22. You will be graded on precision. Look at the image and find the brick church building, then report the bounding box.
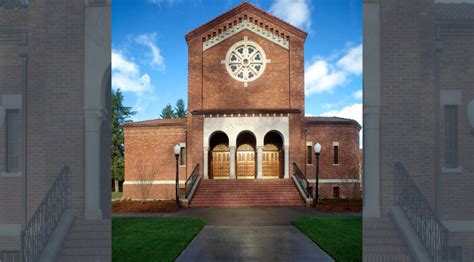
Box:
[123,2,361,206]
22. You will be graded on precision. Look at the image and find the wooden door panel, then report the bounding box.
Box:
[263,151,280,178]
[236,151,255,178]
[212,151,230,178]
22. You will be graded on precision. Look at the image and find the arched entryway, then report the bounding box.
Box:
[209,131,230,179]
[263,131,284,178]
[236,131,257,179]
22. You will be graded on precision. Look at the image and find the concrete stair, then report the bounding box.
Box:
[189,179,305,207]
[56,219,111,262]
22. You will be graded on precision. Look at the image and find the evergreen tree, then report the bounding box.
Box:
[112,89,135,192]
[160,104,176,119]
[174,99,187,118]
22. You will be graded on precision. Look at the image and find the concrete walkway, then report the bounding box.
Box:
[114,208,360,261]
[134,207,356,262]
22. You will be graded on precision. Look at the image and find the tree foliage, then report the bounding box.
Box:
[174,99,187,118]
[112,89,136,182]
[160,99,187,119]
[160,104,176,119]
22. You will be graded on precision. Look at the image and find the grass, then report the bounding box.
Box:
[112,217,206,262]
[293,216,362,262]
[112,192,123,200]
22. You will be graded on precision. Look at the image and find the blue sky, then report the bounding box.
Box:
[112,0,362,128]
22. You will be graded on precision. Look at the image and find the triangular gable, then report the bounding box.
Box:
[185,2,308,45]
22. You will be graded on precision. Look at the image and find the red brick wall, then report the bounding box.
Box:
[123,124,187,199]
[187,10,305,113]
[304,123,361,199]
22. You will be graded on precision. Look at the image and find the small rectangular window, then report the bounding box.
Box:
[6,109,20,172]
[333,145,339,165]
[306,145,312,165]
[333,186,340,199]
[445,105,458,168]
[180,146,186,166]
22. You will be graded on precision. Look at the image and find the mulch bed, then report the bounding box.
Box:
[314,199,362,212]
[112,200,179,213]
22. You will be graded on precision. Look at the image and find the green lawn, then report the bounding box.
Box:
[112,192,123,200]
[112,217,206,262]
[293,216,362,262]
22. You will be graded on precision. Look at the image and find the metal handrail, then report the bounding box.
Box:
[185,164,200,199]
[20,166,69,262]
[394,162,459,262]
[292,163,311,198]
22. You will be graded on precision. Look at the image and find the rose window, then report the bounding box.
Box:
[225,40,267,84]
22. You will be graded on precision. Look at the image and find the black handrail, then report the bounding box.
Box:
[394,162,460,261]
[21,166,69,262]
[293,163,311,198]
[185,164,200,199]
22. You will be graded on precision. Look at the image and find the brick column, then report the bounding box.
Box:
[284,146,290,178]
[229,146,236,179]
[203,147,209,179]
[257,146,263,178]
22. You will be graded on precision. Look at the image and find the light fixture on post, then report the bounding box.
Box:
[314,143,321,205]
[0,105,5,128]
[468,100,474,136]
[173,144,181,208]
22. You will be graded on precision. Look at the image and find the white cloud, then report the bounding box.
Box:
[305,44,363,96]
[321,103,362,127]
[352,89,363,100]
[135,33,165,70]
[112,49,152,95]
[269,0,311,30]
[305,59,347,95]
[336,44,362,75]
[322,103,363,148]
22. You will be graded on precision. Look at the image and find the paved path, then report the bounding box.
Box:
[176,225,334,262]
[114,208,360,261]
[167,208,354,261]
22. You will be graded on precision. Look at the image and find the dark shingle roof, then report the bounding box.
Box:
[124,118,187,127]
[305,116,361,129]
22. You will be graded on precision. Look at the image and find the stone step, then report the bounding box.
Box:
[58,256,110,262]
[60,247,111,256]
[190,179,305,207]
[63,239,112,248]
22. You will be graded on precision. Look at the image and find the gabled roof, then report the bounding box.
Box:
[185,2,307,42]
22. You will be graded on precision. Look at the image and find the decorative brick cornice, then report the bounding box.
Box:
[0,27,27,45]
[185,2,307,43]
[436,21,474,39]
[203,19,289,50]
[191,108,301,116]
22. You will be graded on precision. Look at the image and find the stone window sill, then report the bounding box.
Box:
[333,164,340,166]
[441,167,463,174]
[0,171,22,177]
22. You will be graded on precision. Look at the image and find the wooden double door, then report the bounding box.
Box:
[236,151,256,178]
[210,147,282,179]
[262,150,282,178]
[211,151,230,179]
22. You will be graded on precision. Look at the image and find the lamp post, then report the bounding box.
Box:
[468,100,474,136]
[173,144,181,208]
[314,143,321,205]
